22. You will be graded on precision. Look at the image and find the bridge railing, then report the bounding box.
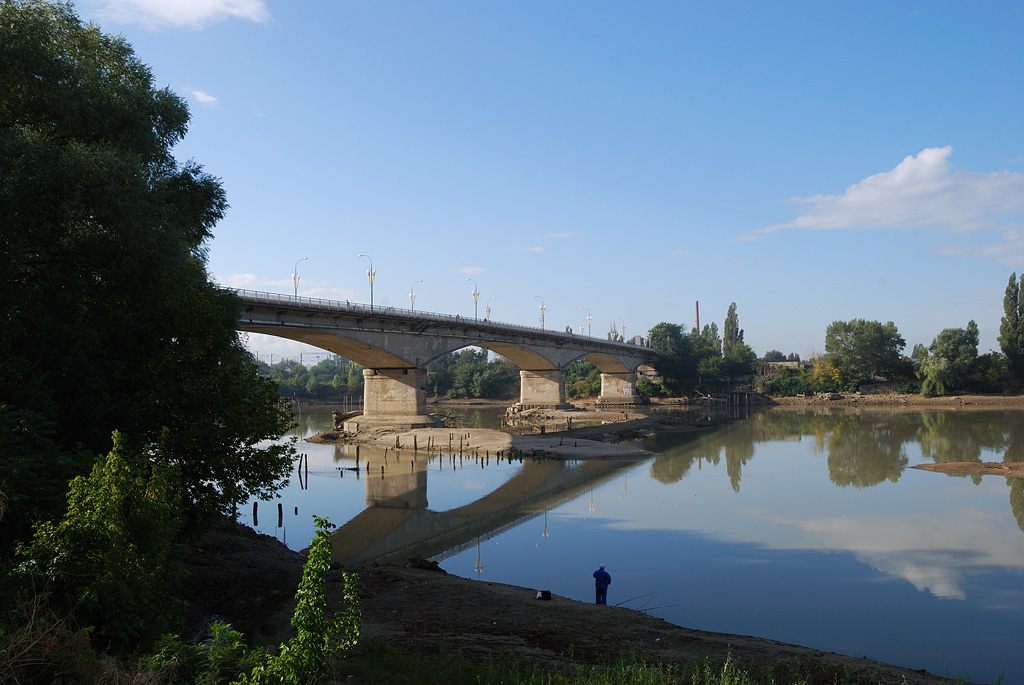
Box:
[230,289,652,351]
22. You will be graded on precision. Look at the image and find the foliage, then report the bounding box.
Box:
[810,357,844,393]
[722,303,743,355]
[967,351,1005,393]
[0,0,294,524]
[824,319,906,386]
[766,374,811,396]
[897,381,921,395]
[762,350,786,362]
[259,357,364,400]
[424,350,518,399]
[17,432,184,653]
[142,621,263,685]
[0,405,93,548]
[0,587,102,684]
[342,638,904,685]
[635,376,664,397]
[239,516,360,685]
[565,360,601,399]
[999,272,1024,382]
[648,323,693,394]
[913,321,979,397]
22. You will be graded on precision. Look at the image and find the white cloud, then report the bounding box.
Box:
[189,90,218,107]
[87,0,270,30]
[751,146,1024,238]
[460,266,486,275]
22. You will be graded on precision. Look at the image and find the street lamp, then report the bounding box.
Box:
[617,318,626,341]
[357,254,374,312]
[581,307,592,337]
[409,279,422,311]
[485,296,496,321]
[292,256,308,298]
[466,278,479,320]
[533,295,546,329]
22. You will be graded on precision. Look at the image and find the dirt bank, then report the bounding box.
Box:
[182,520,961,685]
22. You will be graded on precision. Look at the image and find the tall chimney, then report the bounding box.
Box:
[695,300,700,333]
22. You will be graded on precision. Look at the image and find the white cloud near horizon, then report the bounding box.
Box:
[459,266,486,275]
[749,146,1024,239]
[86,0,270,30]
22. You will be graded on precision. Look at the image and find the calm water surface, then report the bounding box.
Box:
[244,405,1024,684]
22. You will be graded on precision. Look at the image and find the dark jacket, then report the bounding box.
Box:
[593,568,611,588]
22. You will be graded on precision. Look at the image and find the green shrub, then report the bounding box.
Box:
[239,516,360,684]
[766,375,811,397]
[18,432,184,653]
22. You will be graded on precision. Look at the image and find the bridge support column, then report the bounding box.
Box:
[343,368,442,431]
[517,370,571,409]
[596,372,643,407]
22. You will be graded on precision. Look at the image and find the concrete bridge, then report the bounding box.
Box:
[235,290,657,429]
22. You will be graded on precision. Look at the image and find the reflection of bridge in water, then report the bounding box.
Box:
[329,450,641,566]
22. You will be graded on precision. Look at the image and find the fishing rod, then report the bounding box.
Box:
[613,592,658,608]
[639,602,686,614]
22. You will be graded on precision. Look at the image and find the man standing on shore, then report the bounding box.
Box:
[593,564,611,605]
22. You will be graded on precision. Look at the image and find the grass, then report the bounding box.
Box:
[336,638,984,685]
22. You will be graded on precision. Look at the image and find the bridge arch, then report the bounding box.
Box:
[235,291,657,428]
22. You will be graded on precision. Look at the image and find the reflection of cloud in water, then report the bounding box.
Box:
[760,510,1024,600]
[461,480,490,491]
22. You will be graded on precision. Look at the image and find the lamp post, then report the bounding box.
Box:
[292,256,308,298]
[617,317,626,341]
[485,296,496,321]
[357,254,374,312]
[466,278,479,320]
[533,295,546,329]
[409,279,422,311]
[581,307,592,337]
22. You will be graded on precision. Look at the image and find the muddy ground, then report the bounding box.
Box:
[181,395,1024,683]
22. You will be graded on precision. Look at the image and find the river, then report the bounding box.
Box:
[243,404,1024,684]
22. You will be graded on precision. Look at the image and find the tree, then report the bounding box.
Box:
[999,272,1024,381]
[914,321,980,396]
[723,303,743,355]
[690,323,722,388]
[648,322,693,394]
[824,319,905,387]
[0,1,294,524]
[763,350,786,362]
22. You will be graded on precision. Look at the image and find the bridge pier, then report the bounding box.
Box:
[517,369,571,409]
[343,368,442,431]
[596,371,643,407]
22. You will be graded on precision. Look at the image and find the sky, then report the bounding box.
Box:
[74,0,1024,362]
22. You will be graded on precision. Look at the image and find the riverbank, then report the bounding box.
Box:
[183,520,964,685]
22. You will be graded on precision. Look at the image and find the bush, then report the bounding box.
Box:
[18,432,184,653]
[898,382,921,395]
[766,375,811,397]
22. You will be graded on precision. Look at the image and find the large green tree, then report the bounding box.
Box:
[999,272,1024,382]
[914,321,980,396]
[824,319,905,387]
[0,0,293,526]
[648,322,693,393]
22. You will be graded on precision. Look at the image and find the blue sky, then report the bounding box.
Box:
[76,0,1024,361]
